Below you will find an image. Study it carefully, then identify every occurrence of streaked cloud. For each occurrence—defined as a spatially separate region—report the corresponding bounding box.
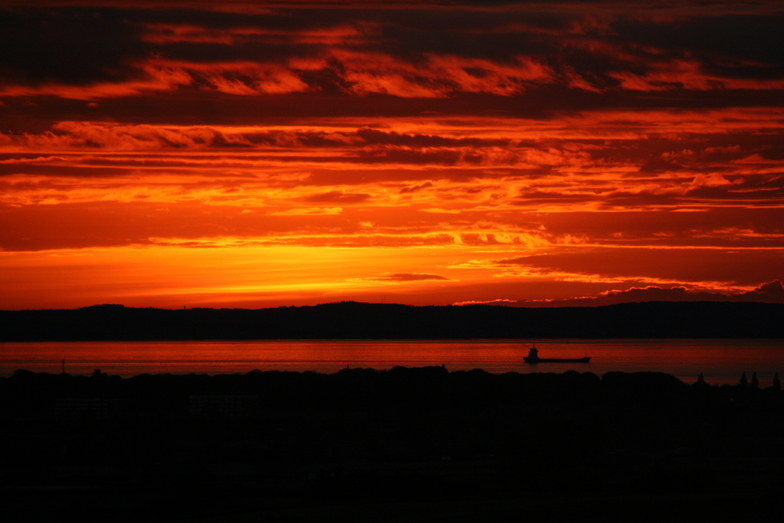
[1,1,782,309]
[510,280,784,307]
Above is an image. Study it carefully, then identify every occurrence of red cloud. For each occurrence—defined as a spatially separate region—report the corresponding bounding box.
[514,281,784,307]
[304,191,371,203]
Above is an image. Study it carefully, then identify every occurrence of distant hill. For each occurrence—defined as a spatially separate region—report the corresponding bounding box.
[1,301,783,341]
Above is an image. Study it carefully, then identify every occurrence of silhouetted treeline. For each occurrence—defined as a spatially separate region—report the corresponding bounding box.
[1,368,783,521]
[2,301,784,340]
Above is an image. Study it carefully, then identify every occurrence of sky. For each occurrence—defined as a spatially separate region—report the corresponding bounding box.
[1,0,783,310]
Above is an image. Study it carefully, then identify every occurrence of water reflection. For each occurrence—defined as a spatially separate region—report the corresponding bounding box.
[1,339,782,385]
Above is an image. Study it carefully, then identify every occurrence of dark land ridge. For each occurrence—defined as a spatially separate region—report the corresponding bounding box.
[2,300,784,341]
[2,367,783,521]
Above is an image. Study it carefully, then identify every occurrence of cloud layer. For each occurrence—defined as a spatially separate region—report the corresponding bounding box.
[1,1,782,309]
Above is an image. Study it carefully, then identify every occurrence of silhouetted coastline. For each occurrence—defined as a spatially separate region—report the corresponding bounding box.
[3,302,783,520]
[2,367,783,521]
[2,301,784,341]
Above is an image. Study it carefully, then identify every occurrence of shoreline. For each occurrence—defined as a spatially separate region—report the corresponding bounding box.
[3,301,784,340]
[2,367,782,519]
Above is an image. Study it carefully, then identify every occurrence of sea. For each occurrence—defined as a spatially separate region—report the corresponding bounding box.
[2,339,784,386]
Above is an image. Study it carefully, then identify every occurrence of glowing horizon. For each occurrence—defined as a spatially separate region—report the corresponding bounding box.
[1,1,782,310]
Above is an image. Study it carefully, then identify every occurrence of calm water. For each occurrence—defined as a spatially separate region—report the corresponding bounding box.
[2,339,783,386]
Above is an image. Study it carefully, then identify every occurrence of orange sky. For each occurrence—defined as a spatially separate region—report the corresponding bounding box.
[1,1,783,309]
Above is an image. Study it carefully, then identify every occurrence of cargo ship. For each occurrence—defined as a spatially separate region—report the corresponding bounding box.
[523,345,591,364]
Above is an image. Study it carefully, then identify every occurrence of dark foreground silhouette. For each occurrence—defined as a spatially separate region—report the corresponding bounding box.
[2,301,784,340]
[2,367,783,521]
